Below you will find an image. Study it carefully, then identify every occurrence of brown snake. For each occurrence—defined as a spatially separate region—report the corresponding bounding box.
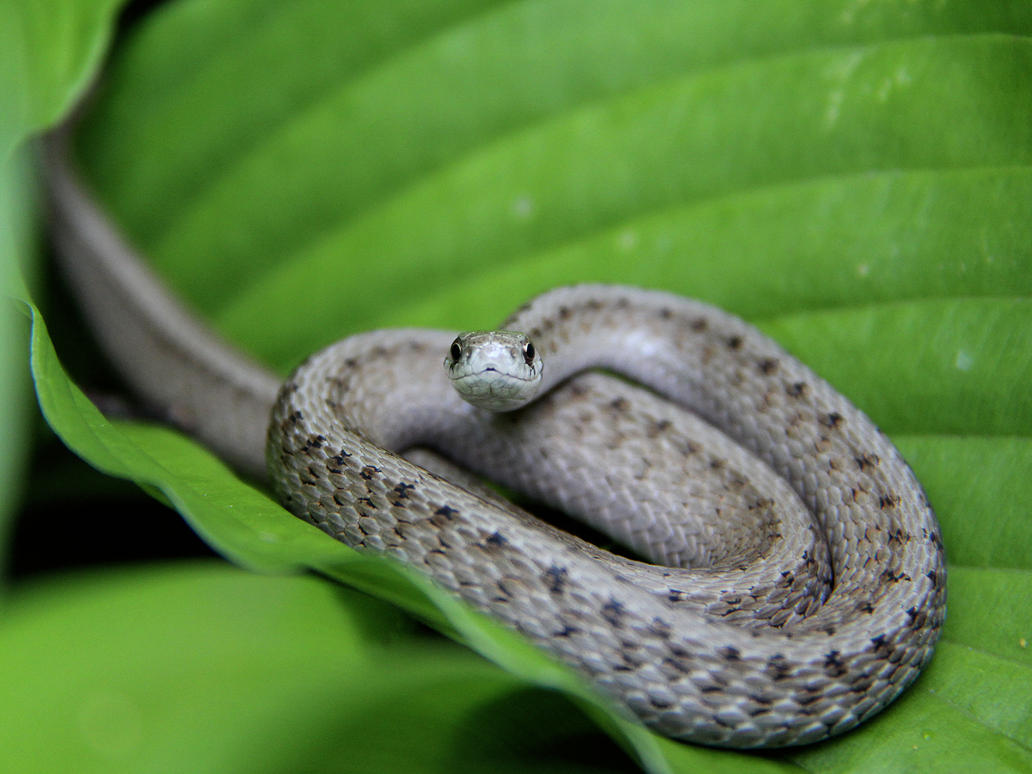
[43,127,945,748]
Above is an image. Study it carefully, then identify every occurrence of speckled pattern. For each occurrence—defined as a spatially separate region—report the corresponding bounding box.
[267,285,946,748]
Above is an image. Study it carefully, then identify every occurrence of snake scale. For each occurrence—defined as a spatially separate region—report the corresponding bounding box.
[43,125,945,748]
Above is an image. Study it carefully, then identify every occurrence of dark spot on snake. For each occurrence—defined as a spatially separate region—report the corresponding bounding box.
[747,497,771,516]
[757,358,779,374]
[558,305,571,320]
[657,306,673,320]
[303,434,326,450]
[928,528,944,550]
[393,482,415,498]
[567,381,588,398]
[667,589,686,602]
[887,528,909,546]
[485,530,508,547]
[434,505,459,518]
[678,440,700,456]
[719,646,741,662]
[870,635,892,657]
[786,381,807,398]
[850,674,875,694]
[544,565,568,594]
[620,648,645,669]
[879,494,900,509]
[854,452,880,471]
[357,496,376,509]
[881,569,911,583]
[661,657,690,675]
[647,419,671,437]
[494,580,513,599]
[819,412,844,429]
[823,651,847,677]
[726,335,743,350]
[779,571,794,587]
[601,598,626,627]
[766,654,791,681]
[648,618,672,639]
[926,570,938,585]
[359,465,380,480]
[708,457,725,470]
[554,624,580,637]
[609,397,630,412]
[821,625,837,636]
[690,316,707,331]
[615,296,630,310]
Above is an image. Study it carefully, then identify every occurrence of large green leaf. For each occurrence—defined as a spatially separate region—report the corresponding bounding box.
[0,562,645,774]
[0,0,123,163]
[10,1,1032,772]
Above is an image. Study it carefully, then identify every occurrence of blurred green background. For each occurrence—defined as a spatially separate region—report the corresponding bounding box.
[2,1,1030,771]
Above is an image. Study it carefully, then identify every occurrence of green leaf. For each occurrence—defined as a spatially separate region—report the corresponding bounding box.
[15,1,1032,772]
[0,562,645,774]
[0,0,124,163]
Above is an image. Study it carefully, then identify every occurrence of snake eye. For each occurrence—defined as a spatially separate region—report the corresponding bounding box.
[522,340,536,365]
[449,338,462,363]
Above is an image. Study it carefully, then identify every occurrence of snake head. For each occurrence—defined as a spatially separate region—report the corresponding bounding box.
[444,330,543,411]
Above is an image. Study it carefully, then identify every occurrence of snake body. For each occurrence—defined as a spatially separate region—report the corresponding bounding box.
[44,128,945,748]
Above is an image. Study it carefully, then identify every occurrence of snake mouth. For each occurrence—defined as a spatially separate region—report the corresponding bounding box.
[452,367,538,383]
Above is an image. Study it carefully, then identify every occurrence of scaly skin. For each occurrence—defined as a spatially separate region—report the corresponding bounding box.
[267,286,946,747]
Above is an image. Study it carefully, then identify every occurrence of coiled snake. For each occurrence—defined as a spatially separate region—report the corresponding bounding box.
[44,128,945,748]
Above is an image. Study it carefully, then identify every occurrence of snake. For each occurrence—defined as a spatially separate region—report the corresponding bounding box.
[42,122,946,749]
